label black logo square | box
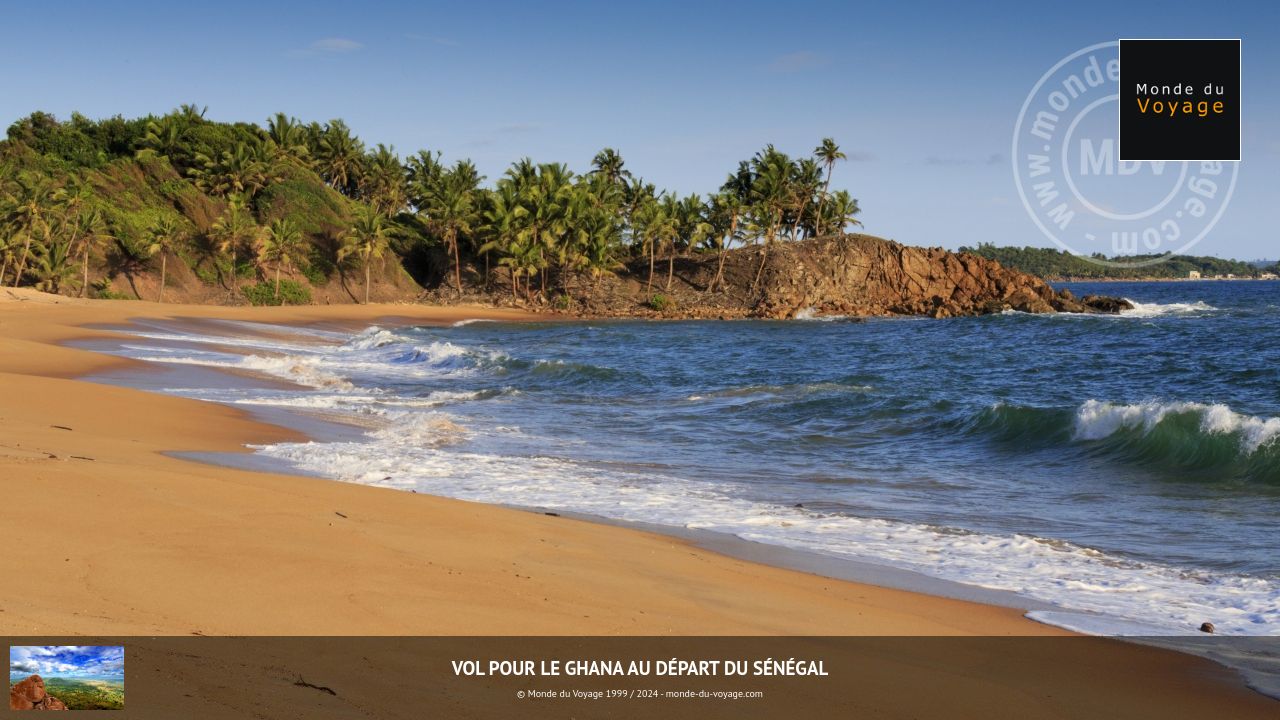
[1119,39,1240,161]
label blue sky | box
[9,646,124,681]
[1,0,1276,258]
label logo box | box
[1119,39,1241,161]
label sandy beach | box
[1,288,1275,718]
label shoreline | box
[2,289,1276,716]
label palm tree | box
[210,199,258,293]
[708,190,745,293]
[663,194,709,291]
[189,141,277,200]
[51,176,93,288]
[748,146,793,287]
[32,240,76,294]
[621,177,654,252]
[146,216,184,303]
[7,173,57,287]
[631,194,665,292]
[496,234,540,302]
[265,112,310,165]
[509,162,573,298]
[590,148,630,186]
[0,234,12,288]
[74,207,109,297]
[423,161,482,291]
[136,117,185,160]
[317,120,365,195]
[788,158,823,241]
[816,190,862,236]
[813,138,846,230]
[478,184,526,298]
[362,144,406,216]
[405,149,444,204]
[258,218,305,300]
[574,203,623,293]
[339,207,392,304]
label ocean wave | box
[1119,299,1218,317]
[968,400,1280,481]
[1075,400,1280,455]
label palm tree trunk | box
[13,235,33,287]
[1,253,10,288]
[712,246,726,293]
[453,238,462,291]
[510,269,518,303]
[666,252,674,291]
[160,254,168,303]
[815,163,834,235]
[365,263,371,304]
[647,241,655,292]
[711,212,737,293]
[80,248,90,298]
[274,264,281,300]
[753,243,769,290]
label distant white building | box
[1261,272,1278,280]
[1188,270,1201,279]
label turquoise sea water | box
[105,280,1280,636]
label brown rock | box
[9,675,67,711]
[12,675,46,704]
[1081,295,1134,314]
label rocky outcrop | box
[741,235,1131,319]
[9,675,68,711]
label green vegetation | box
[1,107,862,304]
[960,243,1263,280]
[242,278,311,306]
[647,293,676,312]
[41,677,125,710]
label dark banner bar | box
[6,636,1279,718]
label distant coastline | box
[963,243,1276,283]
[1051,275,1280,283]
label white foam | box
[252,416,1280,637]
[794,307,850,321]
[1119,299,1218,318]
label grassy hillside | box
[0,110,423,304]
